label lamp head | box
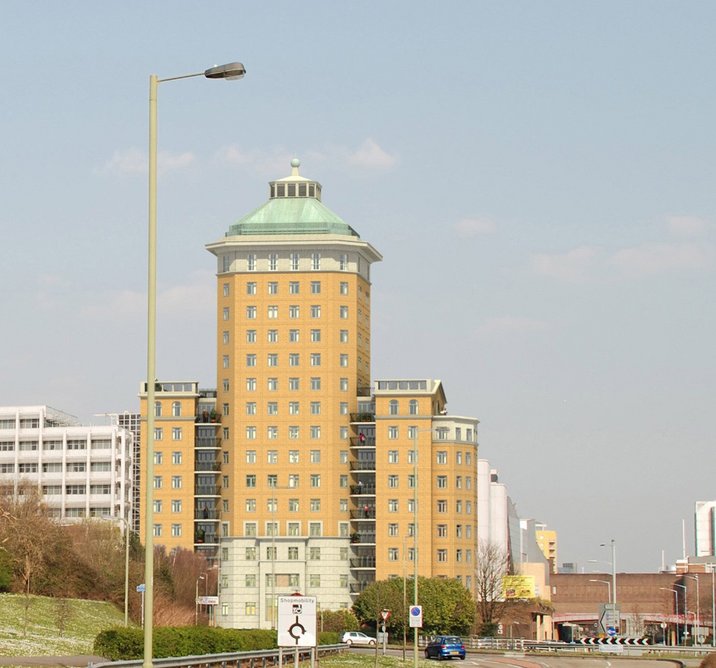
[204,62,246,80]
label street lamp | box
[195,573,206,625]
[144,60,246,668]
[411,426,434,668]
[599,540,617,608]
[589,579,612,604]
[661,587,679,645]
[686,575,700,646]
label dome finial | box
[290,157,300,176]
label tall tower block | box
[206,160,382,625]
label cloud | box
[80,271,214,322]
[346,138,398,170]
[531,246,601,282]
[216,139,398,173]
[102,148,195,175]
[666,215,712,238]
[476,316,549,337]
[609,242,712,276]
[454,217,496,238]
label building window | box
[267,353,278,367]
[172,427,182,440]
[171,401,181,417]
[288,547,299,560]
[311,305,321,318]
[268,253,278,270]
[437,476,447,488]
[340,329,349,343]
[388,450,399,463]
[340,426,348,439]
[288,522,300,536]
[267,451,278,464]
[268,377,278,391]
[437,524,448,537]
[290,252,300,270]
[311,252,321,270]
[310,401,321,415]
[437,549,448,562]
[247,254,256,271]
[437,499,447,512]
[310,474,321,487]
[289,451,299,464]
[246,475,256,488]
[340,281,348,294]
[340,378,349,391]
[388,426,398,440]
[223,307,230,321]
[310,353,321,367]
[289,426,299,439]
[310,280,321,294]
[246,281,256,295]
[246,450,256,463]
[171,476,182,489]
[246,402,256,415]
[172,451,182,464]
[339,354,348,367]
[289,305,300,318]
[246,426,256,440]
[311,377,321,390]
[388,499,398,512]
[289,353,300,366]
[310,329,321,342]
[389,400,399,415]
[388,548,399,561]
[246,305,256,319]
[310,426,321,440]
[310,498,321,511]
[339,254,348,270]
[246,377,256,391]
[171,524,182,537]
[268,281,278,294]
[388,475,399,488]
[245,499,256,512]
[289,329,300,343]
[289,377,300,390]
[246,354,256,367]
[267,305,278,319]
[339,305,349,319]
[289,281,300,294]
[267,329,278,343]
[436,451,448,464]
[171,499,182,513]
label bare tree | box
[475,541,510,635]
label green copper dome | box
[226,159,360,238]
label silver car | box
[342,631,376,646]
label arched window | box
[409,399,419,415]
[389,400,399,415]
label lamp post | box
[675,583,686,643]
[144,60,246,668]
[686,575,700,645]
[411,426,434,668]
[661,588,679,645]
[599,540,617,607]
[195,573,206,625]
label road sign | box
[277,595,317,647]
[381,609,391,621]
[409,605,423,628]
[136,583,145,593]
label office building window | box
[340,281,349,294]
[267,329,278,343]
[289,353,300,366]
[246,305,256,319]
[311,305,321,318]
[339,305,349,319]
[247,254,256,271]
[310,281,321,294]
[245,499,256,512]
[310,474,320,487]
[289,305,300,318]
[339,354,348,367]
[340,378,349,391]
[311,252,320,270]
[310,401,321,415]
[268,377,278,391]
[246,450,256,463]
[310,426,321,439]
[246,377,256,391]
[340,329,349,343]
[268,253,278,270]
[311,377,321,390]
[310,329,321,342]
[290,252,300,270]
[267,305,278,319]
[268,281,278,294]
[246,281,256,295]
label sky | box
[1,1,714,574]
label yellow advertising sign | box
[502,575,535,599]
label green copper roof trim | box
[227,197,359,238]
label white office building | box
[0,405,132,523]
[695,500,716,557]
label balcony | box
[195,437,221,448]
[350,557,376,569]
[194,484,220,496]
[194,461,221,472]
[195,532,218,545]
[349,461,375,471]
[350,532,375,544]
[350,484,376,495]
[350,413,375,423]
[350,436,375,447]
[350,580,374,594]
[350,507,375,519]
[195,509,220,520]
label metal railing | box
[90,644,346,668]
